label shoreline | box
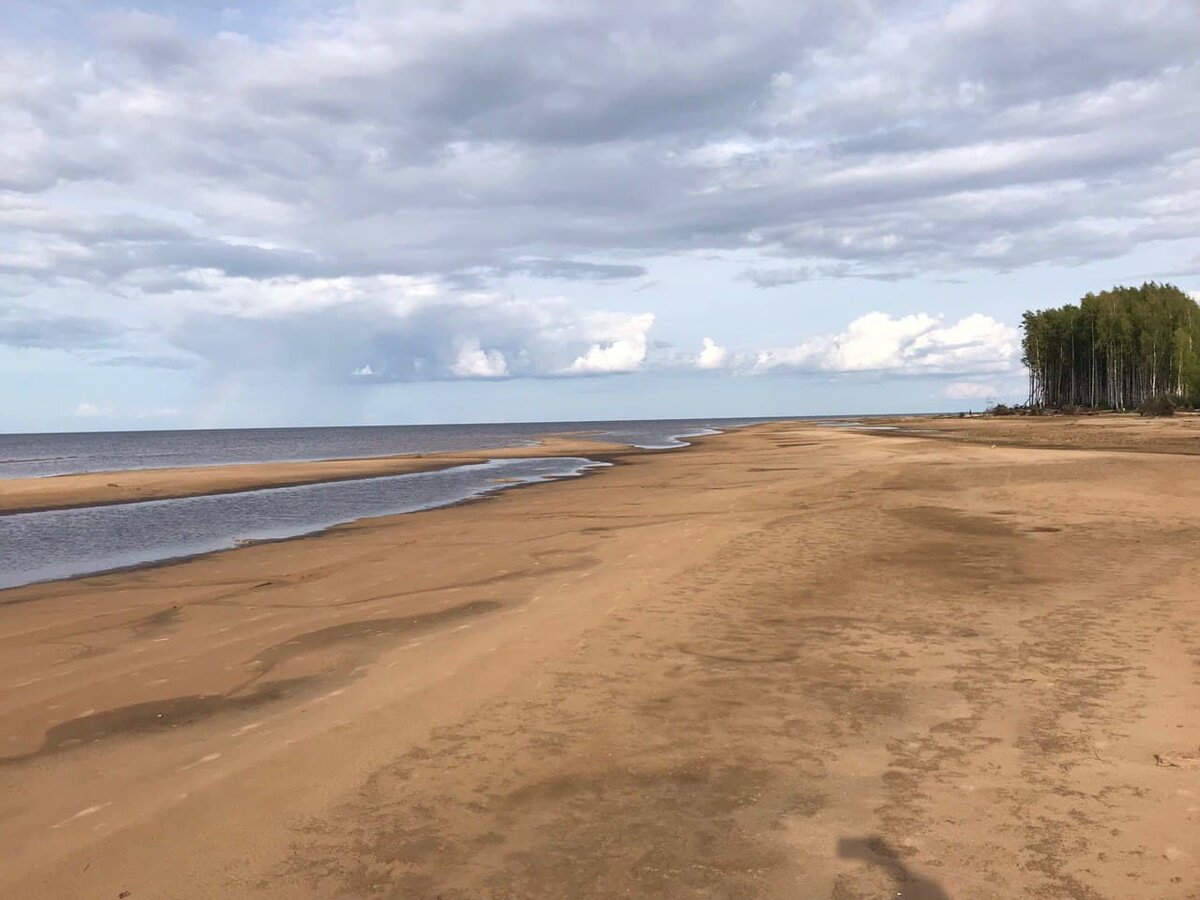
[0,456,615,598]
[4,414,1195,596]
[0,430,724,595]
[2,419,1198,897]
[0,434,643,516]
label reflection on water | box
[0,457,606,590]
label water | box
[0,419,764,479]
[0,457,605,590]
[0,417,781,590]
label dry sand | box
[2,420,1199,898]
[876,410,1200,455]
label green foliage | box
[1021,282,1200,410]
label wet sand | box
[0,435,631,514]
[2,420,1199,898]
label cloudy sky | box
[3,0,1198,431]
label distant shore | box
[2,418,1198,898]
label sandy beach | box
[2,418,1199,898]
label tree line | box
[1021,282,1200,410]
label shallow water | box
[0,457,605,590]
[0,417,799,590]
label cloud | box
[696,337,729,370]
[942,381,1000,400]
[741,267,825,289]
[2,1,1195,288]
[451,340,509,378]
[74,402,104,417]
[755,312,1018,376]
[740,265,912,287]
[93,9,195,73]
[123,272,658,382]
[0,306,120,350]
[508,259,648,282]
[567,313,655,374]
[1,0,1196,402]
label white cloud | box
[942,381,1000,400]
[696,337,729,369]
[74,402,103,417]
[451,340,509,378]
[755,312,1018,375]
[122,272,659,382]
[567,313,654,374]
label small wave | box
[630,428,722,450]
[0,455,82,465]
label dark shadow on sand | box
[1,600,505,766]
[838,836,950,899]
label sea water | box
[0,419,754,479]
[0,418,787,589]
[0,457,607,590]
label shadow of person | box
[837,836,950,900]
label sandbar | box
[0,435,632,515]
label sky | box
[2,0,1198,432]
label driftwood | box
[1154,748,1200,768]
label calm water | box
[0,457,605,590]
[0,419,766,479]
[0,417,790,590]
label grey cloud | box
[124,273,214,294]
[0,218,343,283]
[98,353,198,370]
[741,265,912,288]
[144,240,333,280]
[240,1,849,147]
[928,2,1199,107]
[165,288,649,383]
[2,0,1198,374]
[741,266,827,288]
[508,259,648,282]
[11,2,1196,276]
[442,259,647,286]
[0,309,119,349]
[93,9,196,73]
[1,208,186,249]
